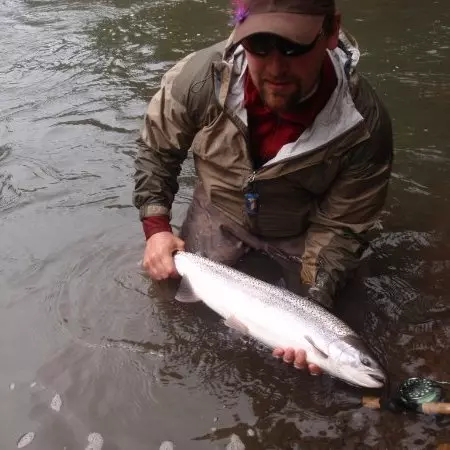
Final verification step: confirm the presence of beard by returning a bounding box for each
[259,79,306,113]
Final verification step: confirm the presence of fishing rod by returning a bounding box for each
[362,377,450,415]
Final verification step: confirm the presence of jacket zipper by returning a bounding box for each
[221,108,263,232]
[247,171,256,185]
[243,120,370,189]
[211,64,370,232]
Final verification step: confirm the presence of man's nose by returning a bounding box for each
[264,49,289,74]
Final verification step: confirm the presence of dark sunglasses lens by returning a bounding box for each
[277,37,317,56]
[242,33,321,57]
[242,35,270,56]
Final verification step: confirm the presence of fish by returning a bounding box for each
[173,251,386,389]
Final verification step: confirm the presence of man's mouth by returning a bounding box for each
[265,80,291,86]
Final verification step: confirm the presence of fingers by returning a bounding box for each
[142,232,185,280]
[284,348,296,365]
[293,349,307,370]
[167,238,185,278]
[174,236,185,252]
[159,252,177,279]
[143,254,164,280]
[272,348,284,358]
[309,364,322,376]
[272,347,322,376]
[142,245,165,280]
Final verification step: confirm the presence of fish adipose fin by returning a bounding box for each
[175,278,202,303]
[305,336,329,359]
[224,315,249,334]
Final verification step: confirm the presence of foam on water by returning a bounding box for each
[17,432,35,448]
[85,432,104,450]
[50,393,62,412]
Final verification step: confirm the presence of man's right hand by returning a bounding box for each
[142,231,185,280]
[272,348,322,376]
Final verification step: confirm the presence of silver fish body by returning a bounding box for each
[173,251,386,388]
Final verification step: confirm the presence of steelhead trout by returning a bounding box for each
[173,251,386,388]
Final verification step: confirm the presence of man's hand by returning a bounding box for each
[308,286,333,310]
[272,348,322,375]
[307,270,335,310]
[143,231,185,280]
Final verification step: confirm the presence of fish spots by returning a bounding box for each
[159,441,175,450]
[17,432,35,448]
[10,382,15,390]
[85,433,104,450]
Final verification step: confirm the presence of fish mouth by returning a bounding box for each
[370,373,386,382]
[345,370,386,388]
[360,372,386,388]
[369,373,386,385]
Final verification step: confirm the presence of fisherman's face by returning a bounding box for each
[243,15,340,113]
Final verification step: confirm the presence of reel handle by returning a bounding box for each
[362,396,450,415]
[421,402,450,415]
[361,396,381,409]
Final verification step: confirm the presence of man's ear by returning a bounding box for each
[326,12,341,50]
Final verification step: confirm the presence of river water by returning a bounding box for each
[1,0,449,449]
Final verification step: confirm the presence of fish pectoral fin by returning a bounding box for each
[175,278,202,303]
[305,336,329,359]
[224,315,248,334]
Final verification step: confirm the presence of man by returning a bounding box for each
[133,0,393,374]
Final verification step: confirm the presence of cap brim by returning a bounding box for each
[232,12,324,45]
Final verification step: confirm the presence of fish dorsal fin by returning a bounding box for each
[224,315,249,335]
[175,278,202,303]
[305,336,329,359]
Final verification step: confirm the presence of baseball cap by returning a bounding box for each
[232,0,336,45]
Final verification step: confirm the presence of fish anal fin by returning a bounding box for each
[175,278,202,303]
[224,315,248,334]
[305,336,329,359]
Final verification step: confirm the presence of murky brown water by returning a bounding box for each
[1,0,450,448]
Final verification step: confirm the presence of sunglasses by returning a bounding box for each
[241,31,324,57]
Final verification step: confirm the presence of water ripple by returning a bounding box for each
[0,172,21,211]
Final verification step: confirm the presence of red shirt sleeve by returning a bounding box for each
[142,216,172,240]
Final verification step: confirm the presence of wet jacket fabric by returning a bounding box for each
[133,30,394,297]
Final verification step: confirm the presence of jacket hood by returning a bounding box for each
[220,29,366,168]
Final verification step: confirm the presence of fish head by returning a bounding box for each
[329,335,386,389]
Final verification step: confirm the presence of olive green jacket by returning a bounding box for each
[133,30,394,295]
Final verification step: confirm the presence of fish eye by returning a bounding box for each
[360,356,373,367]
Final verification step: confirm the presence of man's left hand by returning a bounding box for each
[307,270,335,310]
[272,347,322,375]
[308,285,333,310]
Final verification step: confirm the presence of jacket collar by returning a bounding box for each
[215,30,369,167]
